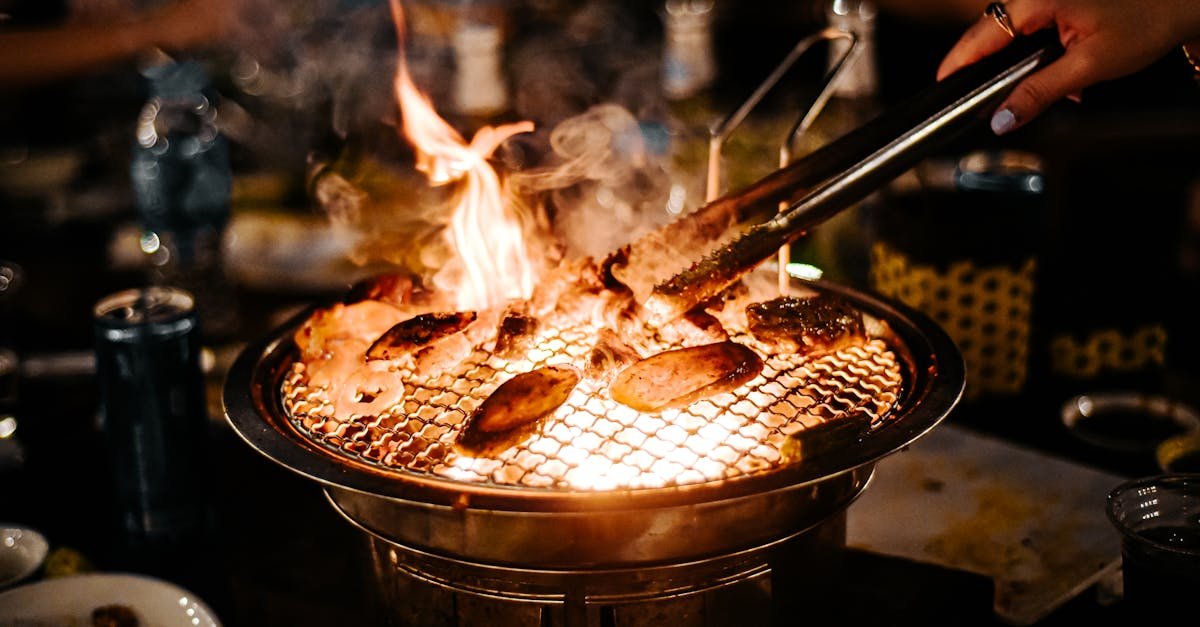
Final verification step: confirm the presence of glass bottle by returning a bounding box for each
[661,0,716,104]
[130,58,239,341]
[790,0,881,288]
[437,0,523,136]
[452,21,511,123]
[659,0,719,215]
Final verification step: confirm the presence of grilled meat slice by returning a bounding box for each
[412,332,474,377]
[366,311,477,361]
[529,257,606,319]
[494,304,540,360]
[333,365,406,421]
[303,338,371,390]
[585,329,643,385]
[293,300,410,361]
[343,273,414,306]
[593,289,653,354]
[610,341,763,413]
[746,294,865,355]
[456,365,581,457]
[657,308,729,347]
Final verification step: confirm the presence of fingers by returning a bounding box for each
[936,1,1096,135]
[937,11,1014,81]
[989,44,1097,134]
[937,0,1055,81]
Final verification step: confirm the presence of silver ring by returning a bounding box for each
[985,2,1016,39]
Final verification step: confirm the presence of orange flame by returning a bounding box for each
[388,0,537,310]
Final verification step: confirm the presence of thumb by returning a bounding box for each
[989,47,1094,135]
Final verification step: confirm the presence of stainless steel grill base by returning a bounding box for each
[325,465,870,567]
[354,501,850,627]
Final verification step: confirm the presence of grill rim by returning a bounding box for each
[223,278,964,512]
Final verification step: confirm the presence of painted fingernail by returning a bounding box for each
[990,108,1016,135]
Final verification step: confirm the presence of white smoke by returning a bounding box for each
[510,104,675,261]
[225,1,683,281]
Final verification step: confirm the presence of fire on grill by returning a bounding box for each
[283,260,906,491]
[277,0,916,493]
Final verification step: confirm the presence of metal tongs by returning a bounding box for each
[621,30,1063,324]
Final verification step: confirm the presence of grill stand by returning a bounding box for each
[354,501,850,627]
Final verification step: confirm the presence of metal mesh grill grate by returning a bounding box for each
[282,317,903,491]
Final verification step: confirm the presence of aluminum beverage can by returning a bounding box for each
[93,286,209,547]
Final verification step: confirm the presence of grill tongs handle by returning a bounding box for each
[640,30,1063,324]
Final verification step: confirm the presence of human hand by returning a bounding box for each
[937,0,1200,135]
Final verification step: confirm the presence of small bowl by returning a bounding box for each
[0,525,48,589]
[1060,392,1200,454]
[1157,430,1200,473]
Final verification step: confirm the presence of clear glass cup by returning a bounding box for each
[1105,474,1200,619]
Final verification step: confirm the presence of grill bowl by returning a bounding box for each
[224,278,963,567]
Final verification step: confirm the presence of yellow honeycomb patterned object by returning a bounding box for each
[870,242,1035,399]
[1049,324,1167,379]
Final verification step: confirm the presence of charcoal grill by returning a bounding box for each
[224,30,1063,560]
[225,276,962,570]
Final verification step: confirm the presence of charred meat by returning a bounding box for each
[293,300,411,361]
[343,273,414,307]
[412,332,474,377]
[528,257,607,320]
[333,365,406,421]
[746,294,865,355]
[456,365,581,457]
[656,308,729,347]
[366,311,477,361]
[610,341,763,413]
[494,304,540,360]
[585,329,643,385]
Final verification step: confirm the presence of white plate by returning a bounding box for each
[0,526,47,590]
[0,572,221,626]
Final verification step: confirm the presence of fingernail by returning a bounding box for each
[990,108,1016,135]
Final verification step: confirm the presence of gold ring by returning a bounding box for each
[985,2,1016,39]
